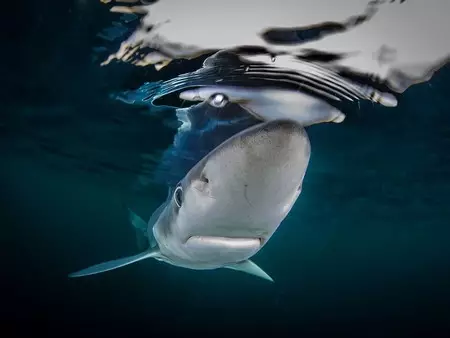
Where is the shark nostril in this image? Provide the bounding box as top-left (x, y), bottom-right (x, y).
top-left (200, 173), bottom-right (209, 184)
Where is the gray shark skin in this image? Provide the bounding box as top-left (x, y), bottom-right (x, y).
top-left (69, 119), bottom-right (311, 282)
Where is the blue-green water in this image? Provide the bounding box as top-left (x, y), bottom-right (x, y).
top-left (3, 1), bottom-right (450, 336)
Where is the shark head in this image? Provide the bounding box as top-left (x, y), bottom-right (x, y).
top-left (153, 119), bottom-right (311, 268)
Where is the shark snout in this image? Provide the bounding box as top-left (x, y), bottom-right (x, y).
top-left (239, 119), bottom-right (310, 163)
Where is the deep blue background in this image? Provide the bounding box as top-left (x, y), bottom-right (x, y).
top-left (2, 1), bottom-right (450, 336)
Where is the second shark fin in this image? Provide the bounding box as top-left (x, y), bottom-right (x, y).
top-left (225, 260), bottom-right (274, 282)
top-left (128, 208), bottom-right (150, 251)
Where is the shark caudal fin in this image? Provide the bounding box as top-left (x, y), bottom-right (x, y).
top-left (68, 249), bottom-right (160, 278)
top-left (225, 260), bottom-right (274, 282)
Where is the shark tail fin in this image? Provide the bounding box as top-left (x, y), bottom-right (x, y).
top-left (68, 248), bottom-right (160, 278)
top-left (128, 208), bottom-right (150, 251)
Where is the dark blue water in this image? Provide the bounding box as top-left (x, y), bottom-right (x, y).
top-left (3, 1), bottom-right (450, 336)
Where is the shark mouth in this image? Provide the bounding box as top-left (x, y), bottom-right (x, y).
top-left (185, 235), bottom-right (264, 252)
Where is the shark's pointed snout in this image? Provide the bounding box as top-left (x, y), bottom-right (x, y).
top-left (238, 119), bottom-right (310, 163)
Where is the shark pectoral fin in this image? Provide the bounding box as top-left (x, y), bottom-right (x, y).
top-left (68, 249), bottom-right (160, 278)
top-left (225, 260), bottom-right (274, 283)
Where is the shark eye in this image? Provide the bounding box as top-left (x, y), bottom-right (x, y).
top-left (208, 93), bottom-right (228, 108)
top-left (174, 185), bottom-right (183, 208)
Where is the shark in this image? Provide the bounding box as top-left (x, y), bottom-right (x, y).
top-left (69, 118), bottom-right (311, 282)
